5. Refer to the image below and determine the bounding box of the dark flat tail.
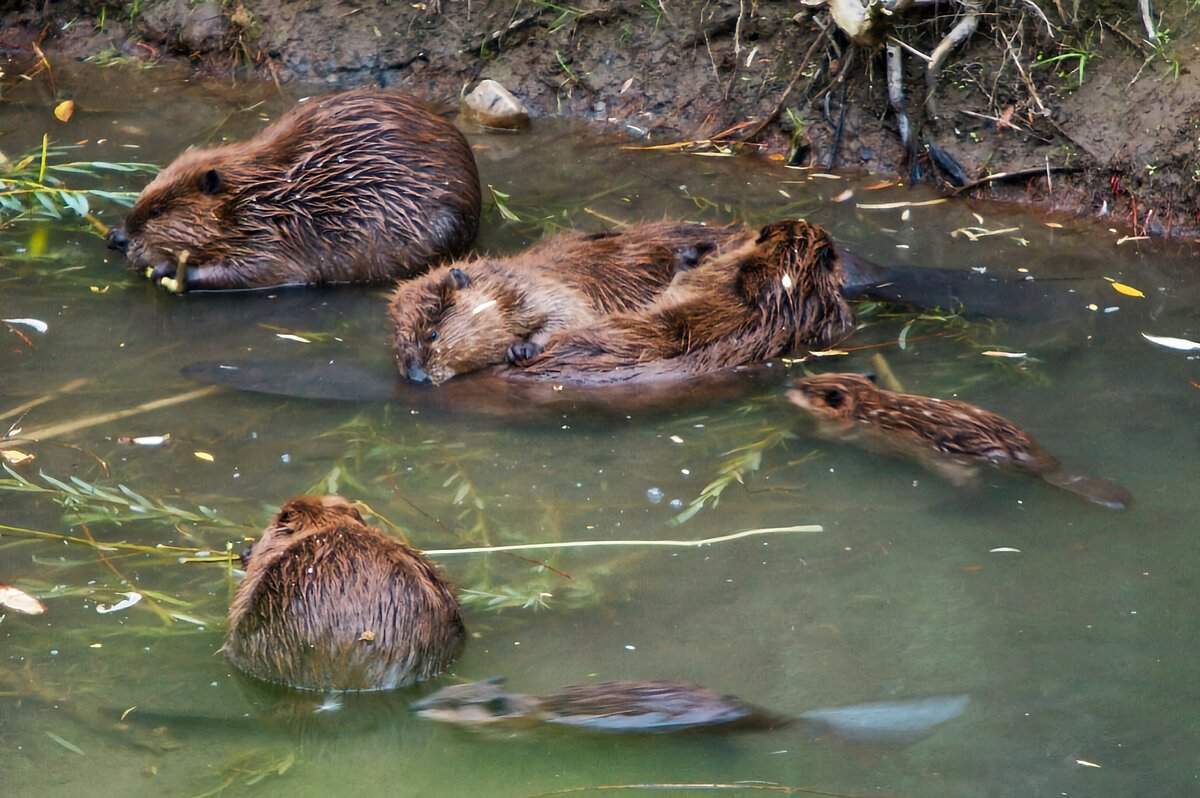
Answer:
[840,250,1091,320]
[1040,466,1133,511]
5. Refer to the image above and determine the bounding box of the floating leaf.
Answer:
[980,350,1027,359]
[45,731,85,755]
[3,318,49,333]
[0,584,46,614]
[96,591,142,614]
[1,449,35,465]
[193,451,215,462]
[1141,332,1200,352]
[53,100,75,122]
[1109,281,1144,298]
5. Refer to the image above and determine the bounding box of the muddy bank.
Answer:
[3,1,1198,238]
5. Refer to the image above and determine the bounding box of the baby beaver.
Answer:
[787,373,1132,510]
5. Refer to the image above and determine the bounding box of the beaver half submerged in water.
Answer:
[107,89,481,292]
[388,222,746,384]
[222,495,465,691]
[508,219,853,385]
[414,679,970,743]
[786,373,1132,510]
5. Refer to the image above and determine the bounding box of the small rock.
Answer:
[461,80,531,132]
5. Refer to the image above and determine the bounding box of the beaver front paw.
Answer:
[507,341,544,363]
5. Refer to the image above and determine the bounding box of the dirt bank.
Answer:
[4,1,1198,237]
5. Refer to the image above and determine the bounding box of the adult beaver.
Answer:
[223,495,466,691]
[106,89,481,292]
[389,222,746,384]
[414,679,969,743]
[508,219,854,385]
[786,372,1132,509]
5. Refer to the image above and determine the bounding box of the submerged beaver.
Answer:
[508,219,854,385]
[107,89,481,292]
[786,373,1132,509]
[389,222,746,384]
[223,495,465,691]
[414,679,970,742]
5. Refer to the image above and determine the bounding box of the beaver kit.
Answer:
[509,219,854,385]
[787,373,1132,509]
[389,221,747,384]
[415,679,970,742]
[223,495,465,691]
[107,89,481,291]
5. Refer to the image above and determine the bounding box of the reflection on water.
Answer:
[1,64,1198,797]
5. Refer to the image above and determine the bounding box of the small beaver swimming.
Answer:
[389,221,746,384]
[107,89,481,292]
[786,373,1132,510]
[508,219,854,385]
[414,679,970,743]
[223,495,465,691]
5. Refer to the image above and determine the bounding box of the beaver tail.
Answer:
[1039,466,1132,510]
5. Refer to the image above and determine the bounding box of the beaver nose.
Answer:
[406,361,431,384]
[106,226,128,252]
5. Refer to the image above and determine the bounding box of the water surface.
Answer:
[1,64,1198,797]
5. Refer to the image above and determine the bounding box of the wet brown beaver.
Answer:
[414,679,970,742]
[786,372,1132,510]
[107,89,481,292]
[222,495,465,691]
[388,222,747,384]
[508,219,854,385]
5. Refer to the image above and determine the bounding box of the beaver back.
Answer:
[223,496,465,691]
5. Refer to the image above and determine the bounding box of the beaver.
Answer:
[414,679,785,732]
[786,372,1132,510]
[389,222,747,384]
[507,219,854,385]
[222,495,466,691]
[414,679,970,742]
[106,89,481,292]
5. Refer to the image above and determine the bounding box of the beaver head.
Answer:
[106,148,241,279]
[240,494,364,568]
[413,678,543,726]
[391,265,529,385]
[786,372,878,420]
[749,220,853,351]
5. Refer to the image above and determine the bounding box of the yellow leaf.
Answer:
[1,449,34,465]
[54,100,74,123]
[193,451,215,462]
[1110,281,1144,298]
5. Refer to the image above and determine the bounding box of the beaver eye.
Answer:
[426,330,439,343]
[147,207,162,220]
[823,388,845,408]
[486,697,510,715]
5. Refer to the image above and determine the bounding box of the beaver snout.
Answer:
[405,360,431,384]
[106,226,129,252]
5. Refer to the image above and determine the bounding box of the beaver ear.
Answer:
[197,168,222,195]
[864,372,878,384]
[754,224,772,245]
[447,267,470,290]
[823,388,846,409]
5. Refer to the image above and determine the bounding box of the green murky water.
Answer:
[2,64,1198,797]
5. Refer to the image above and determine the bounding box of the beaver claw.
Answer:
[507,341,544,363]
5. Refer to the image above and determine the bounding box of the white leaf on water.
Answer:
[989,547,1022,553]
[0,585,46,614]
[3,318,48,333]
[96,591,142,614]
[980,351,1027,359]
[1141,332,1200,352]
[275,333,311,343]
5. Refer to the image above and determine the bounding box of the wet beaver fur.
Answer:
[222,495,466,691]
[414,679,783,732]
[508,219,854,385]
[414,679,970,742]
[786,372,1132,510]
[388,222,747,384]
[107,89,481,291]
